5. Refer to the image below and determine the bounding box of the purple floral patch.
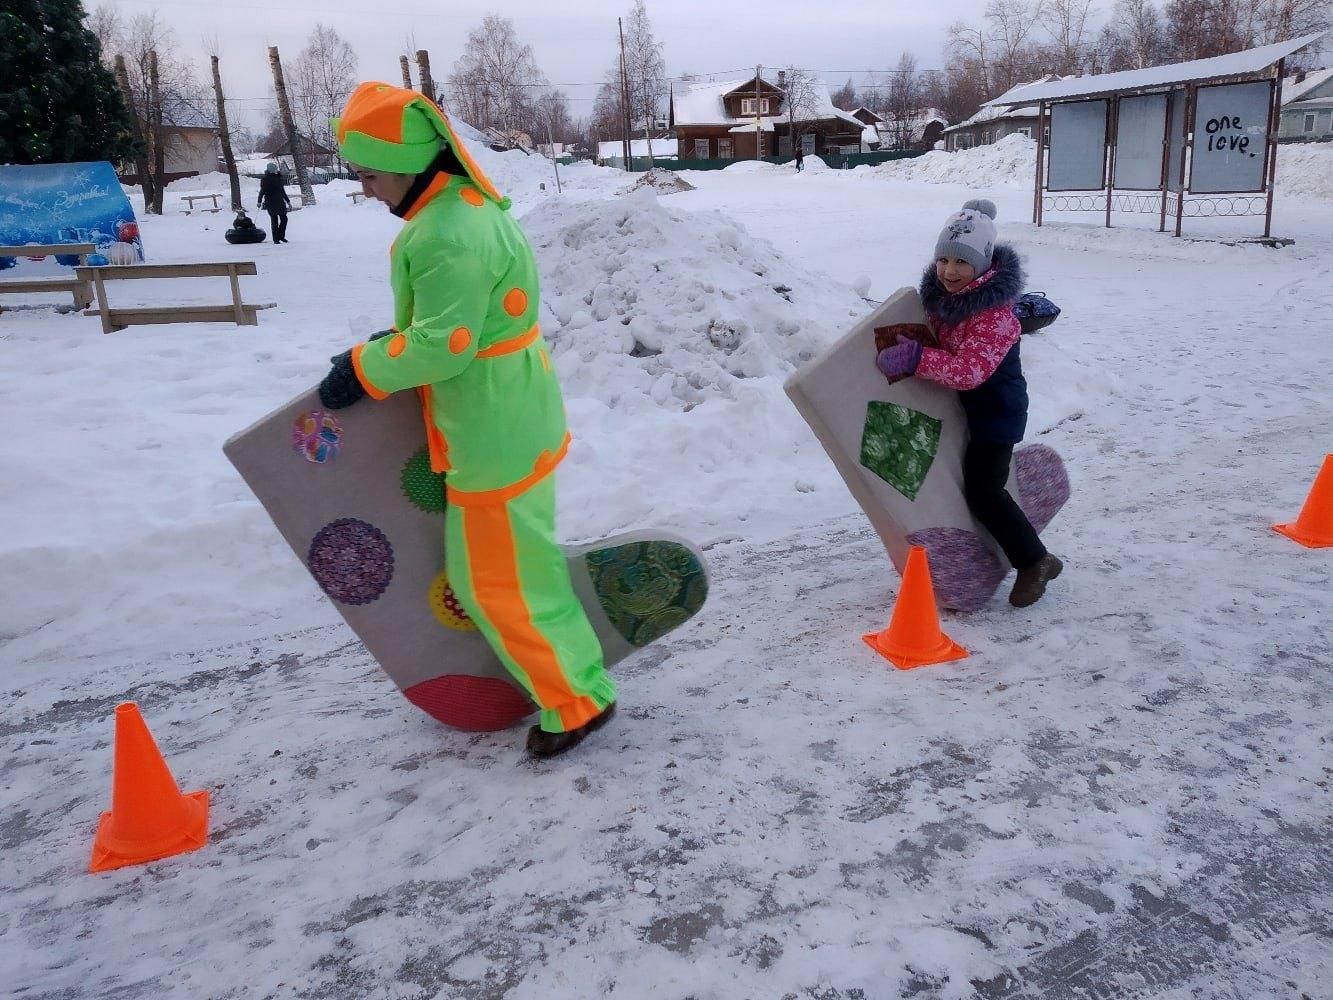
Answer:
[904,526,1006,612]
[307,518,394,605]
[1013,444,1070,534]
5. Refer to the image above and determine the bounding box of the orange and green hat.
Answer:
[332,82,505,205]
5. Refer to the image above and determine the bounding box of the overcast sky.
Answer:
[99,0,1010,128]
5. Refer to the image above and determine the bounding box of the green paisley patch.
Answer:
[859,401,942,501]
[586,540,707,647]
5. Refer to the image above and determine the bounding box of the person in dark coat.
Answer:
[875,199,1063,607]
[794,142,805,172]
[258,162,291,243]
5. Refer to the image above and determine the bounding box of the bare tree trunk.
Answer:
[416,50,435,103]
[400,55,413,90]
[269,45,315,206]
[211,56,243,212]
[115,54,156,213]
[149,50,165,215]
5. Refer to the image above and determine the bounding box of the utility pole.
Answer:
[268,45,315,206]
[399,55,413,90]
[618,18,632,170]
[211,55,243,212]
[149,50,165,214]
[754,64,763,159]
[546,116,563,194]
[114,54,155,213]
[416,50,435,103]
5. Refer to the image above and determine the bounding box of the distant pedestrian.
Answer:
[258,162,291,244]
[794,143,805,172]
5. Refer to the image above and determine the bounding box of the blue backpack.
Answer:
[1013,292,1061,334]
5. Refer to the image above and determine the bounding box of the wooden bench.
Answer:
[76,261,276,334]
[0,243,97,312]
[345,191,366,204]
[182,193,222,213]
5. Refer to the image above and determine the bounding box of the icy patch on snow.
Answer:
[721,159,782,173]
[526,189,866,410]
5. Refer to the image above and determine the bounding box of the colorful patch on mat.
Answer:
[307,518,395,605]
[860,402,942,502]
[400,446,447,513]
[292,410,343,464]
[428,570,477,631]
[904,526,1007,612]
[404,674,534,731]
[1013,444,1070,535]
[586,541,707,647]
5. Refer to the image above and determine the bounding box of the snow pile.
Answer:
[861,132,1333,201]
[621,169,697,196]
[866,133,1036,189]
[527,189,866,409]
[1274,142,1333,200]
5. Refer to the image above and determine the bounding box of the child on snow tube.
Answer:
[873,199,1063,607]
[225,210,267,245]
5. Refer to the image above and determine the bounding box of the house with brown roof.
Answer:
[670,73,866,161]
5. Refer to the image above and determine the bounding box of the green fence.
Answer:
[602,150,926,173]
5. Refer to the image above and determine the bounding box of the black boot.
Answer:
[527,703,616,758]
[1009,554,1063,608]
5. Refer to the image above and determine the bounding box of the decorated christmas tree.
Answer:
[0,0,135,164]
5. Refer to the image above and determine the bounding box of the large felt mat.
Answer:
[785,287,1070,611]
[224,389,708,731]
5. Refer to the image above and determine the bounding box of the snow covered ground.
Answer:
[2,140,1331,998]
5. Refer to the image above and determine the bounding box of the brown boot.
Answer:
[526,703,617,759]
[1009,554,1063,608]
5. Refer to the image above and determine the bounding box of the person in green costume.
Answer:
[318,81,616,757]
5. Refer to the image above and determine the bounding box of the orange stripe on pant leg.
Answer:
[461,502,603,732]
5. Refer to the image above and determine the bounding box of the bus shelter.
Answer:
[985,32,1326,238]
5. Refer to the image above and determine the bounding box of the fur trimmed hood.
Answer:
[919,243,1025,328]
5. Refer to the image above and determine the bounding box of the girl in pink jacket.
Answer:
[876,200,1063,607]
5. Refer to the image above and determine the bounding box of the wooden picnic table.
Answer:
[0,243,98,312]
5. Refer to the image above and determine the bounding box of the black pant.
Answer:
[267,208,288,242]
[963,438,1046,571]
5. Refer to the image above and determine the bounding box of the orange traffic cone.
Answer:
[864,546,969,670]
[90,702,209,873]
[1273,454,1333,549]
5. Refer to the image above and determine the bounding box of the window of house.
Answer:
[801,132,816,154]
[1305,112,1317,134]
[694,138,710,159]
[760,98,771,115]
[718,138,734,159]
[1016,126,1032,138]
[741,98,754,115]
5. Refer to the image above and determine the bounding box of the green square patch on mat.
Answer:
[859,401,942,501]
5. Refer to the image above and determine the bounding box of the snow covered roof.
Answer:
[672,76,864,130]
[944,98,1040,133]
[160,95,217,131]
[988,31,1328,106]
[729,120,776,133]
[1282,67,1333,104]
